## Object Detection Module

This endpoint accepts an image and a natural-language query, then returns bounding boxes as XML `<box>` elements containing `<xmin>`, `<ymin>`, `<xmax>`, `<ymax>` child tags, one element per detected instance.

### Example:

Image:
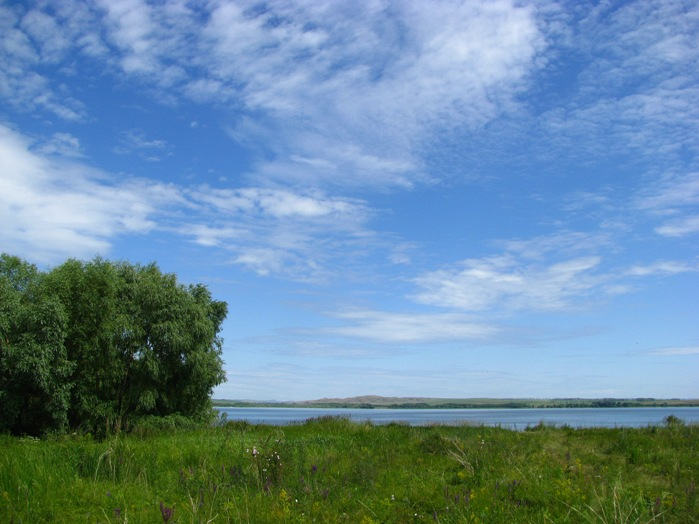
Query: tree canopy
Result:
<box><xmin>0</xmin><ymin>254</ymin><xmax>227</xmax><ymax>437</ymax></box>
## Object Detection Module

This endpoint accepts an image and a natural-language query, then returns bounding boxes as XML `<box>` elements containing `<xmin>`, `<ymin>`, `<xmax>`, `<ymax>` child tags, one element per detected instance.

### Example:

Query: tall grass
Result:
<box><xmin>1</xmin><ymin>417</ymin><xmax>696</xmax><ymax>522</ymax></box>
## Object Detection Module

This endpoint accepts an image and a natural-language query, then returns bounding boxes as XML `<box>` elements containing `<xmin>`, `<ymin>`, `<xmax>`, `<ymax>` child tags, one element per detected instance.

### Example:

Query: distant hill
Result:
<box><xmin>213</xmin><ymin>396</ymin><xmax>699</xmax><ymax>409</ymax></box>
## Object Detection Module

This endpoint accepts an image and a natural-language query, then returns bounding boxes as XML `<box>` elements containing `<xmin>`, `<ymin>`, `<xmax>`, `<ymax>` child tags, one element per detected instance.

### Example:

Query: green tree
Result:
<box><xmin>0</xmin><ymin>255</ymin><xmax>73</xmax><ymax>436</ymax></box>
<box><xmin>45</xmin><ymin>258</ymin><xmax>228</xmax><ymax>435</ymax></box>
<box><xmin>1</xmin><ymin>254</ymin><xmax>228</xmax><ymax>436</ymax></box>
<box><xmin>45</xmin><ymin>257</ymin><xmax>126</xmax><ymax>433</ymax></box>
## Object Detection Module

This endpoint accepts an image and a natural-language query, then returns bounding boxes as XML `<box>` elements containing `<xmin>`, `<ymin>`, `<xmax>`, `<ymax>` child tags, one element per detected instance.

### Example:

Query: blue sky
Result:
<box><xmin>1</xmin><ymin>0</ymin><xmax>698</xmax><ymax>400</ymax></box>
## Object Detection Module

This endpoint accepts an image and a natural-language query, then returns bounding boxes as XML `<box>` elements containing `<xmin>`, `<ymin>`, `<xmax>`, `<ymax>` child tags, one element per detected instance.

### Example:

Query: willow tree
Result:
<box><xmin>0</xmin><ymin>254</ymin><xmax>227</xmax><ymax>436</ymax></box>
<box><xmin>0</xmin><ymin>255</ymin><xmax>73</xmax><ymax>436</ymax></box>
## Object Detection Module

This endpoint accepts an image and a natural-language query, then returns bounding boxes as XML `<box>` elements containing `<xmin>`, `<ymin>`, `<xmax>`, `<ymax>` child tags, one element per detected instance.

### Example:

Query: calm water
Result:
<box><xmin>216</xmin><ymin>406</ymin><xmax>699</xmax><ymax>429</ymax></box>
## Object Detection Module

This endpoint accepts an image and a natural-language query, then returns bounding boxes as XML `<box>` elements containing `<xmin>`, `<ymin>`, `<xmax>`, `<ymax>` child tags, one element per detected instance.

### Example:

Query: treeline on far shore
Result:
<box><xmin>213</xmin><ymin>396</ymin><xmax>699</xmax><ymax>409</ymax></box>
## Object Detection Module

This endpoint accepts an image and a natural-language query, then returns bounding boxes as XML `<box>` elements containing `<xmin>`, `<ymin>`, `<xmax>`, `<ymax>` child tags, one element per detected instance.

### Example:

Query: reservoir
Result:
<box><xmin>216</xmin><ymin>406</ymin><xmax>699</xmax><ymax>429</ymax></box>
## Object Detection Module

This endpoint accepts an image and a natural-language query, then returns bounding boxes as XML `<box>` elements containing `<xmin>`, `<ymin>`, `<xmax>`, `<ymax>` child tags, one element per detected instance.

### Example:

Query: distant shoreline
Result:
<box><xmin>213</xmin><ymin>395</ymin><xmax>699</xmax><ymax>409</ymax></box>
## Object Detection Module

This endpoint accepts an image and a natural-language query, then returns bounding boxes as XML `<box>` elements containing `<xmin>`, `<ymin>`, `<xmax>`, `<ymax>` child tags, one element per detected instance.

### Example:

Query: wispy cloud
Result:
<box><xmin>626</xmin><ymin>261</ymin><xmax>698</xmax><ymax>277</ymax></box>
<box><xmin>411</xmin><ymin>228</ymin><xmax>697</xmax><ymax>314</ymax></box>
<box><xmin>19</xmin><ymin>6</ymin><xmax>71</xmax><ymax>63</ymax></box>
<box><xmin>113</xmin><ymin>129</ymin><xmax>171</xmax><ymax>161</ymax></box>
<box><xmin>634</xmin><ymin>172</ymin><xmax>699</xmax><ymax>237</ymax></box>
<box><xmin>196</xmin><ymin>0</ymin><xmax>544</xmax><ymax>188</ymax></box>
<box><xmin>535</xmin><ymin>1</ymin><xmax>699</xmax><ymax>165</ymax></box>
<box><xmin>636</xmin><ymin>172</ymin><xmax>699</xmax><ymax>213</ymax></box>
<box><xmin>655</xmin><ymin>216</ymin><xmax>699</xmax><ymax>237</ymax></box>
<box><xmin>0</xmin><ymin>124</ymin><xmax>178</xmax><ymax>262</ymax></box>
<box><xmin>499</xmin><ymin>231</ymin><xmax>613</xmax><ymax>260</ymax></box>
<box><xmin>190</xmin><ymin>186</ymin><xmax>367</xmax><ymax>220</ymax></box>
<box><xmin>648</xmin><ymin>347</ymin><xmax>699</xmax><ymax>357</ymax></box>
<box><xmin>2</xmin><ymin>1</ymin><xmax>697</xmax><ymax>288</ymax></box>
<box><xmin>412</xmin><ymin>254</ymin><xmax>608</xmax><ymax>312</ymax></box>
<box><xmin>34</xmin><ymin>132</ymin><xmax>84</xmax><ymax>158</ymax></box>
<box><xmin>322</xmin><ymin>309</ymin><xmax>498</xmax><ymax>344</ymax></box>
<box><xmin>3</xmin><ymin>0</ymin><xmax>545</xmax><ymax>190</ymax></box>
<box><xmin>184</xmin><ymin>185</ymin><xmax>375</xmax><ymax>279</ymax></box>
<box><xmin>0</xmin><ymin>124</ymin><xmax>382</xmax><ymax>278</ymax></box>
<box><xmin>5</xmin><ymin>1</ymin><xmax>698</xmax><ymax>190</ymax></box>
<box><xmin>0</xmin><ymin>4</ymin><xmax>87</xmax><ymax>120</ymax></box>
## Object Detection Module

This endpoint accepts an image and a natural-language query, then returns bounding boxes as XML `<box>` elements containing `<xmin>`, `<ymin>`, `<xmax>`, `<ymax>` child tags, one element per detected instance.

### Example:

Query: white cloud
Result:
<box><xmin>182</xmin><ymin>224</ymin><xmax>243</xmax><ymax>248</ymax></box>
<box><xmin>626</xmin><ymin>261</ymin><xmax>698</xmax><ymax>277</ymax></box>
<box><xmin>655</xmin><ymin>216</ymin><xmax>699</xmax><ymax>237</ymax></box>
<box><xmin>0</xmin><ymin>123</ymin><xmax>383</xmax><ymax>280</ymax></box>
<box><xmin>190</xmin><ymin>186</ymin><xmax>367</xmax><ymax>221</ymax></box>
<box><xmin>412</xmin><ymin>254</ymin><xmax>606</xmax><ymax>312</ymax></box>
<box><xmin>35</xmin><ymin>132</ymin><xmax>84</xmax><ymax>158</ymax></box>
<box><xmin>533</xmin><ymin>1</ymin><xmax>699</xmax><ymax>168</ymax></box>
<box><xmin>325</xmin><ymin>309</ymin><xmax>498</xmax><ymax>344</ymax></box>
<box><xmin>648</xmin><ymin>347</ymin><xmax>699</xmax><ymax>356</ymax></box>
<box><xmin>205</xmin><ymin>0</ymin><xmax>543</xmax><ymax>188</ymax></box>
<box><xmin>636</xmin><ymin>172</ymin><xmax>699</xmax><ymax>213</ymax></box>
<box><xmin>5</xmin><ymin>1</ymin><xmax>698</xmax><ymax>191</ymax></box>
<box><xmin>0</xmin><ymin>124</ymin><xmax>178</xmax><ymax>263</ymax></box>
<box><xmin>412</xmin><ymin>222</ymin><xmax>698</xmax><ymax>313</ymax></box>
<box><xmin>180</xmin><ymin>185</ymin><xmax>378</xmax><ymax>280</ymax></box>
<box><xmin>97</xmin><ymin>0</ymin><xmax>180</xmax><ymax>79</ymax></box>
<box><xmin>113</xmin><ymin>129</ymin><xmax>171</xmax><ymax>161</ymax></box>
<box><xmin>0</xmin><ymin>5</ymin><xmax>88</xmax><ymax>120</ymax></box>
<box><xmin>251</xmin><ymin>143</ymin><xmax>423</xmax><ymax>190</ymax></box>
<box><xmin>500</xmin><ymin>231</ymin><xmax>613</xmax><ymax>260</ymax></box>
<box><xmin>13</xmin><ymin>0</ymin><xmax>541</xmax><ymax>189</ymax></box>
<box><xmin>233</xmin><ymin>248</ymin><xmax>286</xmax><ymax>277</ymax></box>
<box><xmin>118</xmin><ymin>129</ymin><xmax>168</xmax><ymax>150</ymax></box>
<box><xmin>634</xmin><ymin>172</ymin><xmax>699</xmax><ymax>237</ymax></box>
<box><xmin>3</xmin><ymin>1</ymin><xmax>696</xmax><ymax>286</ymax></box>
<box><xmin>0</xmin><ymin>6</ymin><xmax>37</xmax><ymax>62</ymax></box>
<box><xmin>0</xmin><ymin>124</ymin><xmax>383</xmax><ymax>279</ymax></box>
<box><xmin>411</xmin><ymin>214</ymin><xmax>699</xmax><ymax>313</ymax></box>
<box><xmin>20</xmin><ymin>8</ymin><xmax>70</xmax><ymax>63</ymax></box>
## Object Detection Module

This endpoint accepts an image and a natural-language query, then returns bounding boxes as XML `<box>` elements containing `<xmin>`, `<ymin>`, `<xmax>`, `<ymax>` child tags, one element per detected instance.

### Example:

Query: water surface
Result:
<box><xmin>216</xmin><ymin>406</ymin><xmax>699</xmax><ymax>429</ymax></box>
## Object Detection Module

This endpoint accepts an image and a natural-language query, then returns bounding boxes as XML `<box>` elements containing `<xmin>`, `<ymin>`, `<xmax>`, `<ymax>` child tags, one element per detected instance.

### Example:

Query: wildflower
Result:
<box><xmin>159</xmin><ymin>502</ymin><xmax>174</xmax><ymax>523</ymax></box>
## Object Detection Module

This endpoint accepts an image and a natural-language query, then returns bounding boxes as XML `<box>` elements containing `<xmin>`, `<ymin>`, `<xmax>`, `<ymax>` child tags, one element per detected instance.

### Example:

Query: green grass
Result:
<box><xmin>1</xmin><ymin>417</ymin><xmax>697</xmax><ymax>522</ymax></box>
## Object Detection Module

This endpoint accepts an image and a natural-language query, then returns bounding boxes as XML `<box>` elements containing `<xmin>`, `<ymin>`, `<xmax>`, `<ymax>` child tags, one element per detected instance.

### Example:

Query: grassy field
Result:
<box><xmin>1</xmin><ymin>416</ymin><xmax>697</xmax><ymax>523</ymax></box>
